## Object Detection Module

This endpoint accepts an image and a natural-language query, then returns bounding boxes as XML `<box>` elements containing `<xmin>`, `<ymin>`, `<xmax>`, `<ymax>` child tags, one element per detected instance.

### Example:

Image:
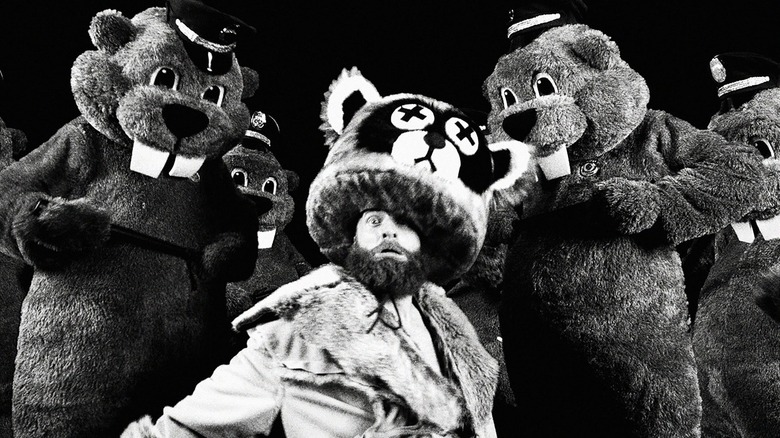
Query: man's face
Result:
<box><xmin>354</xmin><ymin>210</ymin><xmax>421</xmax><ymax>261</ymax></box>
<box><xmin>346</xmin><ymin>210</ymin><xmax>427</xmax><ymax>299</ymax></box>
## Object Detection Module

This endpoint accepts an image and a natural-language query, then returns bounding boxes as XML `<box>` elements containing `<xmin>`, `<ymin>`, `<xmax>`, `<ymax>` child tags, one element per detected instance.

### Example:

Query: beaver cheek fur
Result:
<box><xmin>501</xmin><ymin>95</ymin><xmax>588</xmax><ymax>158</ymax></box>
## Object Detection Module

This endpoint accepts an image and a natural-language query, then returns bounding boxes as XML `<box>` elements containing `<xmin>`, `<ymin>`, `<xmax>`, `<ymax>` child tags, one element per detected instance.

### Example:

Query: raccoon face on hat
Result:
<box><xmin>308</xmin><ymin>67</ymin><xmax>531</xmax><ymax>283</ymax></box>
<box><xmin>321</xmin><ymin>67</ymin><xmax>529</xmax><ymax>195</ymax></box>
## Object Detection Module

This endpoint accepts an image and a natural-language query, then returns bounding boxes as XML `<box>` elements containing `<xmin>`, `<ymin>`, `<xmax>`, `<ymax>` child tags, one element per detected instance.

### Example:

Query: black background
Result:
<box><xmin>0</xmin><ymin>0</ymin><xmax>777</xmax><ymax>264</ymax></box>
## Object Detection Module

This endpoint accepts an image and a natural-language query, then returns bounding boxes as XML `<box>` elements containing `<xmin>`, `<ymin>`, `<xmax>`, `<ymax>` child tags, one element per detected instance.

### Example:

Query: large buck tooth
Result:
<box><xmin>756</xmin><ymin>214</ymin><xmax>780</xmax><ymax>240</ymax></box>
<box><xmin>130</xmin><ymin>140</ymin><xmax>170</xmax><ymax>178</ymax></box>
<box><xmin>731</xmin><ymin>221</ymin><xmax>755</xmax><ymax>243</ymax></box>
<box><xmin>168</xmin><ymin>155</ymin><xmax>206</xmax><ymax>178</ymax></box>
<box><xmin>257</xmin><ymin>228</ymin><xmax>277</xmax><ymax>249</ymax></box>
<box><xmin>536</xmin><ymin>147</ymin><xmax>571</xmax><ymax>180</ymax></box>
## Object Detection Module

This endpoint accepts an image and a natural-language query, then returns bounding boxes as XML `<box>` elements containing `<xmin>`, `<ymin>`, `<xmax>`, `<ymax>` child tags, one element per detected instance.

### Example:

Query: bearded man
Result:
<box><xmin>122</xmin><ymin>202</ymin><xmax>498</xmax><ymax>438</ymax></box>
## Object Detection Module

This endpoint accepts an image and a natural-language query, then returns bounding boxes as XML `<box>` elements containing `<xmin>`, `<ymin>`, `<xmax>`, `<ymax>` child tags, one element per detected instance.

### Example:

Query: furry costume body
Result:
<box><xmin>226</xmin><ymin>233</ymin><xmax>307</xmax><ymax>318</ymax></box>
<box><xmin>692</xmin><ymin>82</ymin><xmax>780</xmax><ymax>437</ymax></box>
<box><xmin>694</xmin><ymin>235</ymin><xmax>780</xmax><ymax>436</ymax></box>
<box><xmin>224</xmin><ymin>141</ymin><xmax>310</xmax><ymax>321</ymax></box>
<box><xmin>485</xmin><ymin>25</ymin><xmax>774</xmax><ymax>437</ymax></box>
<box><xmin>0</xmin><ymin>8</ymin><xmax>258</xmax><ymax>437</ymax></box>
<box><xmin>0</xmin><ymin>116</ymin><xmax>30</xmax><ymax>438</ymax></box>
<box><xmin>130</xmin><ymin>264</ymin><xmax>498</xmax><ymax>437</ymax></box>
<box><xmin>4</xmin><ymin>119</ymin><xmax>251</xmax><ymax>438</ymax></box>
<box><xmin>447</xmin><ymin>188</ymin><xmax>521</xmax><ymax>436</ymax></box>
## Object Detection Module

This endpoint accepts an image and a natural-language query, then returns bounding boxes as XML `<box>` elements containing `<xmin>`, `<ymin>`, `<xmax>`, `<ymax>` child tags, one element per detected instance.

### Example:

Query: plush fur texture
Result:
<box><xmin>485</xmin><ymin>24</ymin><xmax>775</xmax><ymax>437</ymax></box>
<box><xmin>0</xmin><ymin>117</ymin><xmax>32</xmax><ymax>438</ymax></box>
<box><xmin>0</xmin><ymin>8</ymin><xmax>257</xmax><ymax>437</ymax></box>
<box><xmin>232</xmin><ymin>264</ymin><xmax>498</xmax><ymax>434</ymax></box>
<box><xmin>120</xmin><ymin>415</ymin><xmax>159</xmax><ymax>438</ymax></box>
<box><xmin>692</xmin><ymin>86</ymin><xmax>780</xmax><ymax>436</ymax></box>
<box><xmin>309</xmin><ymin>69</ymin><xmax>530</xmax><ymax>285</ymax></box>
<box><xmin>222</xmin><ymin>144</ymin><xmax>310</xmax><ymax>322</ymax></box>
<box><xmin>447</xmin><ymin>180</ymin><xmax>529</xmax><ymax>436</ymax></box>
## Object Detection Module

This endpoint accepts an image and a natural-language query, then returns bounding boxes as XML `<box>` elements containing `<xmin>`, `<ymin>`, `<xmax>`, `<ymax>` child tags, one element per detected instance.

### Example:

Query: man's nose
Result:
<box><xmin>380</xmin><ymin>226</ymin><xmax>398</xmax><ymax>240</ymax></box>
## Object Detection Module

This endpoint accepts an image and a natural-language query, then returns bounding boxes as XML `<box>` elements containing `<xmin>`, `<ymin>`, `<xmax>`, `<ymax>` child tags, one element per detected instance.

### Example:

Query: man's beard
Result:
<box><xmin>344</xmin><ymin>243</ymin><xmax>429</xmax><ymax>301</ymax></box>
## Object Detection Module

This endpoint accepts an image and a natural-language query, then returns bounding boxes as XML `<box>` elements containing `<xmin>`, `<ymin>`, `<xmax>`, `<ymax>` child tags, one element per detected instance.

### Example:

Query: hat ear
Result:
<box><xmin>569</xmin><ymin>27</ymin><xmax>621</xmax><ymax>71</ymax></box>
<box><xmin>89</xmin><ymin>9</ymin><xmax>137</xmax><ymax>54</ymax></box>
<box><xmin>486</xmin><ymin>140</ymin><xmax>532</xmax><ymax>192</ymax></box>
<box><xmin>320</xmin><ymin>67</ymin><xmax>381</xmax><ymax>145</ymax></box>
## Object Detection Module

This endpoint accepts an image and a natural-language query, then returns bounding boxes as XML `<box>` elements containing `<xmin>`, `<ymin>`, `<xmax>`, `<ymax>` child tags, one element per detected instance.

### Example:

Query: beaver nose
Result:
<box><xmin>162</xmin><ymin>103</ymin><xmax>209</xmax><ymax>139</ymax></box>
<box><xmin>502</xmin><ymin>108</ymin><xmax>537</xmax><ymax>142</ymax></box>
<box><xmin>251</xmin><ymin>196</ymin><xmax>273</xmax><ymax>217</ymax></box>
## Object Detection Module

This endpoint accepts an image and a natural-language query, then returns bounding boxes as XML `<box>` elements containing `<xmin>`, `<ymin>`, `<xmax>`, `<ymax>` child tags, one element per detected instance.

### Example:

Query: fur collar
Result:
<box><xmin>233</xmin><ymin>264</ymin><xmax>498</xmax><ymax>432</ymax></box>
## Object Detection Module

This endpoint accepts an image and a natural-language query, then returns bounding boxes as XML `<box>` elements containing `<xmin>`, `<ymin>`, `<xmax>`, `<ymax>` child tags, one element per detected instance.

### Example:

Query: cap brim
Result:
<box><xmin>180</xmin><ymin>38</ymin><xmax>234</xmax><ymax>75</ymax></box>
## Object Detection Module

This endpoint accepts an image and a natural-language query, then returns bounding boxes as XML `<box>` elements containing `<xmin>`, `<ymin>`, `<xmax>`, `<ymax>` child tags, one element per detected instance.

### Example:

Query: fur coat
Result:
<box><xmin>123</xmin><ymin>264</ymin><xmax>499</xmax><ymax>438</ymax></box>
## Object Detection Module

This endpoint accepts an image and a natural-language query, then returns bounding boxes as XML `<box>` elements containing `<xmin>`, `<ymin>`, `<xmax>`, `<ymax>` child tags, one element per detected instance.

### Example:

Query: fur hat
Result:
<box><xmin>307</xmin><ymin>68</ymin><xmax>530</xmax><ymax>284</ymax></box>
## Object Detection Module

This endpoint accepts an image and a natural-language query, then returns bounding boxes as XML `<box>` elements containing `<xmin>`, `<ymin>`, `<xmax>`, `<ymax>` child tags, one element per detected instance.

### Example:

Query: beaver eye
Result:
<box><xmin>445</xmin><ymin>117</ymin><xmax>479</xmax><ymax>156</ymax></box>
<box><xmin>150</xmin><ymin>67</ymin><xmax>179</xmax><ymax>90</ymax></box>
<box><xmin>202</xmin><ymin>85</ymin><xmax>225</xmax><ymax>107</ymax></box>
<box><xmin>533</xmin><ymin>72</ymin><xmax>558</xmax><ymax>97</ymax></box>
<box><xmin>262</xmin><ymin>177</ymin><xmax>277</xmax><ymax>195</ymax></box>
<box><xmin>391</xmin><ymin>103</ymin><xmax>435</xmax><ymax>130</ymax></box>
<box><xmin>750</xmin><ymin>137</ymin><xmax>775</xmax><ymax>159</ymax></box>
<box><xmin>500</xmin><ymin>87</ymin><xmax>518</xmax><ymax>109</ymax></box>
<box><xmin>231</xmin><ymin>168</ymin><xmax>248</xmax><ymax>187</ymax></box>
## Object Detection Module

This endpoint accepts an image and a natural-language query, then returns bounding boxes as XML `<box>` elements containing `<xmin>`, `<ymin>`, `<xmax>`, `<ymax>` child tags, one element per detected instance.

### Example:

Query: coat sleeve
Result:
<box><xmin>153</xmin><ymin>340</ymin><xmax>284</xmax><ymax>438</ymax></box>
<box><xmin>649</xmin><ymin>112</ymin><xmax>775</xmax><ymax>244</ymax></box>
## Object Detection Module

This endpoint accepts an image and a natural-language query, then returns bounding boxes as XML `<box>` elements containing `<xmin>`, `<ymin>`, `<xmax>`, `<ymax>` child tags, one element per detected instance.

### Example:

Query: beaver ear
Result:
<box><xmin>285</xmin><ymin>169</ymin><xmax>300</xmax><ymax>192</ymax></box>
<box><xmin>569</xmin><ymin>28</ymin><xmax>621</xmax><ymax>71</ymax></box>
<box><xmin>486</xmin><ymin>140</ymin><xmax>532</xmax><ymax>192</ymax></box>
<box><xmin>241</xmin><ymin>67</ymin><xmax>260</xmax><ymax>100</ymax></box>
<box><xmin>320</xmin><ymin>67</ymin><xmax>381</xmax><ymax>144</ymax></box>
<box><xmin>89</xmin><ymin>9</ymin><xmax>137</xmax><ymax>54</ymax></box>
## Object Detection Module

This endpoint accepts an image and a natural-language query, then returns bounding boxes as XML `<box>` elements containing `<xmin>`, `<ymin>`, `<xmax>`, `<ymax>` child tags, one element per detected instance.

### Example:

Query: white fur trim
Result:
<box><xmin>119</xmin><ymin>415</ymin><xmax>159</xmax><ymax>438</ymax></box>
<box><xmin>233</xmin><ymin>265</ymin><xmax>343</xmax><ymax>330</ymax></box>
<box><xmin>486</xmin><ymin>140</ymin><xmax>532</xmax><ymax>191</ymax></box>
<box><xmin>325</xmin><ymin>68</ymin><xmax>382</xmax><ymax>135</ymax></box>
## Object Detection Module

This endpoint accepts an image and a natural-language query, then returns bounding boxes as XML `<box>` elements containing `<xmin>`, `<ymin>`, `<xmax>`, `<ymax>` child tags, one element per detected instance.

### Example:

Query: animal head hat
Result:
<box><xmin>307</xmin><ymin>68</ymin><xmax>530</xmax><ymax>284</ymax></box>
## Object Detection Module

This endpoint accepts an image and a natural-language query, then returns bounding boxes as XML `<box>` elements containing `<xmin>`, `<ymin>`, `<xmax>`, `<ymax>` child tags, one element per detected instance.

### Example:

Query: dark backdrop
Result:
<box><xmin>1</xmin><ymin>0</ymin><xmax>777</xmax><ymax>264</ymax></box>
